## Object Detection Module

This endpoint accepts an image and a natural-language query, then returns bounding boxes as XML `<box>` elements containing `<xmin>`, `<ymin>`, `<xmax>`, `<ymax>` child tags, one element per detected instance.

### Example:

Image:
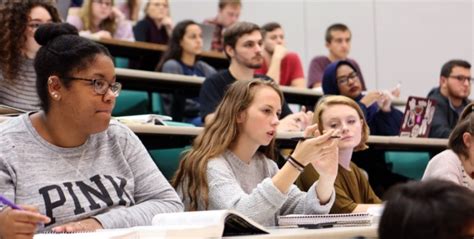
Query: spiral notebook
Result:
<box><xmin>277</xmin><ymin>212</ymin><xmax>373</xmax><ymax>227</ymax></box>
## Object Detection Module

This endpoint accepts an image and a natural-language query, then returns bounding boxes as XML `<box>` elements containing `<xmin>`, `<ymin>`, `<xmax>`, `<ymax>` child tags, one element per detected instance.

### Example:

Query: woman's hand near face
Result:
<box><xmin>360</xmin><ymin>91</ymin><xmax>383</xmax><ymax>108</ymax></box>
<box><xmin>162</xmin><ymin>16</ymin><xmax>174</xmax><ymax>34</ymax></box>
<box><xmin>0</xmin><ymin>205</ymin><xmax>50</xmax><ymax>239</ymax></box>
<box><xmin>278</xmin><ymin>106</ymin><xmax>313</xmax><ymax>132</ymax></box>
<box><xmin>51</xmin><ymin>218</ymin><xmax>103</xmax><ymax>233</ymax></box>
<box><xmin>111</xmin><ymin>6</ymin><xmax>126</xmax><ymax>21</ymax></box>
<box><xmin>93</xmin><ymin>30</ymin><xmax>113</xmax><ymax>39</ymax></box>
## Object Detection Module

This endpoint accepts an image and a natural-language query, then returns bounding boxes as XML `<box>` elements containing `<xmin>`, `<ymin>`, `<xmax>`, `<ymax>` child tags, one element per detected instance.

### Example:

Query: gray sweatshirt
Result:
<box><xmin>0</xmin><ymin>114</ymin><xmax>183</xmax><ymax>232</ymax></box>
<box><xmin>178</xmin><ymin>150</ymin><xmax>335</xmax><ymax>226</ymax></box>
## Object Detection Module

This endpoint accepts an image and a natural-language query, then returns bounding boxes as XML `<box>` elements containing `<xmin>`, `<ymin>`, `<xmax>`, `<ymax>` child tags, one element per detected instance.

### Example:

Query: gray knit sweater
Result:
<box><xmin>0</xmin><ymin>114</ymin><xmax>183</xmax><ymax>232</ymax></box>
<box><xmin>178</xmin><ymin>150</ymin><xmax>335</xmax><ymax>226</ymax></box>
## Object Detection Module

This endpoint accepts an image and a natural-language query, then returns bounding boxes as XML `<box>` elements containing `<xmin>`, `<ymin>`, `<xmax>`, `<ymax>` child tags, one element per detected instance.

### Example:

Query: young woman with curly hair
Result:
<box><xmin>0</xmin><ymin>0</ymin><xmax>61</xmax><ymax>111</ymax></box>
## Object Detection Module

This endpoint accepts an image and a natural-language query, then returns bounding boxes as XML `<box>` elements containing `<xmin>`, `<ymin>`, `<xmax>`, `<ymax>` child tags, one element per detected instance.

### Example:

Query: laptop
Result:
<box><xmin>198</xmin><ymin>23</ymin><xmax>216</xmax><ymax>51</ymax></box>
<box><xmin>399</xmin><ymin>96</ymin><xmax>437</xmax><ymax>138</ymax></box>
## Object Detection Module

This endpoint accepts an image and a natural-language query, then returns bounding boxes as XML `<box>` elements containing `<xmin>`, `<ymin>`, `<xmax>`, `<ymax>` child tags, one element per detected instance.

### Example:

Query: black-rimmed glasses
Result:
<box><xmin>448</xmin><ymin>75</ymin><xmax>474</xmax><ymax>83</ymax></box>
<box><xmin>337</xmin><ymin>72</ymin><xmax>359</xmax><ymax>85</ymax></box>
<box><xmin>62</xmin><ymin>77</ymin><xmax>122</xmax><ymax>96</ymax></box>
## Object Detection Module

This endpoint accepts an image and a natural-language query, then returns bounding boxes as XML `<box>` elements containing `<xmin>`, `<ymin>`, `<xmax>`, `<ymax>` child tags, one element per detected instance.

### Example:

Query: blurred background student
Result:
<box><xmin>0</xmin><ymin>0</ymin><xmax>61</xmax><ymax>111</ymax></box>
<box><xmin>133</xmin><ymin>0</ymin><xmax>172</xmax><ymax>44</ymax></box>
<box><xmin>379</xmin><ymin>180</ymin><xmax>474</xmax><ymax>239</ymax></box>
<box><xmin>156</xmin><ymin>20</ymin><xmax>216</xmax><ymax>125</ymax></box>
<box><xmin>67</xmin><ymin>0</ymin><xmax>134</xmax><ymax>41</ymax></box>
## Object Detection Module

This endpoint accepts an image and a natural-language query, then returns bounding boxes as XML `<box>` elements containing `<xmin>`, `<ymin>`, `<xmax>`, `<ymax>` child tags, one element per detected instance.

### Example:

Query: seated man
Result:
<box><xmin>199</xmin><ymin>21</ymin><xmax>311</xmax><ymax>132</ymax></box>
<box><xmin>428</xmin><ymin>59</ymin><xmax>471</xmax><ymax>138</ymax></box>
<box><xmin>255</xmin><ymin>22</ymin><xmax>305</xmax><ymax>88</ymax></box>
<box><xmin>204</xmin><ymin>0</ymin><xmax>241</xmax><ymax>52</ymax></box>
<box><xmin>307</xmin><ymin>23</ymin><xmax>366</xmax><ymax>90</ymax></box>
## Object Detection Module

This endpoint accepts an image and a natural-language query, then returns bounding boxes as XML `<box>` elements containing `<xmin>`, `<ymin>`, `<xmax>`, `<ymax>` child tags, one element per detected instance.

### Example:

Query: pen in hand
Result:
<box><xmin>290</xmin><ymin>135</ymin><xmax>341</xmax><ymax>141</ymax></box>
<box><xmin>0</xmin><ymin>195</ymin><xmax>22</xmax><ymax>210</ymax></box>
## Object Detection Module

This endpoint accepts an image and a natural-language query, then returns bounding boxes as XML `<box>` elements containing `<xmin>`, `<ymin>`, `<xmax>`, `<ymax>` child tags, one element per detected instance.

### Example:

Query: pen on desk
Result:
<box><xmin>290</xmin><ymin>135</ymin><xmax>341</xmax><ymax>141</ymax></box>
<box><xmin>297</xmin><ymin>222</ymin><xmax>336</xmax><ymax>229</ymax></box>
<box><xmin>0</xmin><ymin>195</ymin><xmax>22</xmax><ymax>210</ymax></box>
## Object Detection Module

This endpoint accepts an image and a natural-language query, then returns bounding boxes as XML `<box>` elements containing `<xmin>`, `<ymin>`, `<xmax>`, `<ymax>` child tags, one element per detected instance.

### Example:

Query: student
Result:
<box><xmin>204</xmin><ymin>0</ymin><xmax>241</xmax><ymax>52</ymax></box>
<box><xmin>427</xmin><ymin>59</ymin><xmax>471</xmax><ymax>138</ymax></box>
<box><xmin>255</xmin><ymin>22</ymin><xmax>305</xmax><ymax>88</ymax></box>
<box><xmin>133</xmin><ymin>0</ymin><xmax>172</xmax><ymax>44</ymax></box>
<box><xmin>322</xmin><ymin>60</ymin><xmax>403</xmax><ymax>136</ymax></box>
<box><xmin>0</xmin><ymin>0</ymin><xmax>61</xmax><ymax>111</ymax></box>
<box><xmin>67</xmin><ymin>0</ymin><xmax>134</xmax><ymax>41</ymax></box>
<box><xmin>296</xmin><ymin>95</ymin><xmax>381</xmax><ymax>213</ymax></box>
<box><xmin>308</xmin><ymin>23</ymin><xmax>366</xmax><ymax>89</ymax></box>
<box><xmin>422</xmin><ymin>102</ymin><xmax>474</xmax><ymax>189</ymax></box>
<box><xmin>0</xmin><ymin>23</ymin><xmax>183</xmax><ymax>236</ymax></box>
<box><xmin>379</xmin><ymin>179</ymin><xmax>474</xmax><ymax>239</ymax></box>
<box><xmin>174</xmin><ymin>79</ymin><xmax>339</xmax><ymax>226</ymax></box>
<box><xmin>156</xmin><ymin>20</ymin><xmax>216</xmax><ymax>125</ymax></box>
<box><xmin>200</xmin><ymin>21</ymin><xmax>311</xmax><ymax>131</ymax></box>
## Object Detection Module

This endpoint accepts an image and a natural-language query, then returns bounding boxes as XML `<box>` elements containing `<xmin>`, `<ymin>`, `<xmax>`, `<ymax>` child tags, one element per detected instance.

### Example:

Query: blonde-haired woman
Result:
<box><xmin>296</xmin><ymin>95</ymin><xmax>381</xmax><ymax>213</ymax></box>
<box><xmin>67</xmin><ymin>0</ymin><xmax>134</xmax><ymax>41</ymax></box>
<box><xmin>173</xmin><ymin>79</ymin><xmax>340</xmax><ymax>226</ymax></box>
<box><xmin>133</xmin><ymin>0</ymin><xmax>172</xmax><ymax>44</ymax></box>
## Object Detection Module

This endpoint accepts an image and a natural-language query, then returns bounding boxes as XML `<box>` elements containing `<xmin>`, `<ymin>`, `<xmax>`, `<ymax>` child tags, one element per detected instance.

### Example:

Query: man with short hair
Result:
<box><xmin>428</xmin><ymin>59</ymin><xmax>472</xmax><ymax>138</ymax></box>
<box><xmin>204</xmin><ymin>0</ymin><xmax>241</xmax><ymax>52</ymax></box>
<box><xmin>199</xmin><ymin>22</ymin><xmax>311</xmax><ymax>131</ymax></box>
<box><xmin>308</xmin><ymin>23</ymin><xmax>366</xmax><ymax>89</ymax></box>
<box><xmin>254</xmin><ymin>22</ymin><xmax>305</xmax><ymax>88</ymax></box>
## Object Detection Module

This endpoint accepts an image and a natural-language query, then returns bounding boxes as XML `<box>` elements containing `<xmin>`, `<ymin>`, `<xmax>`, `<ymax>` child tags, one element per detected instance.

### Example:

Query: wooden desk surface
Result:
<box><xmin>95</xmin><ymin>38</ymin><xmax>229</xmax><ymax>71</ymax></box>
<box><xmin>227</xmin><ymin>225</ymin><xmax>377</xmax><ymax>239</ymax></box>
<box><xmin>126</xmin><ymin>123</ymin><xmax>447</xmax><ymax>152</ymax></box>
<box><xmin>116</xmin><ymin>68</ymin><xmax>323</xmax><ymax>106</ymax></box>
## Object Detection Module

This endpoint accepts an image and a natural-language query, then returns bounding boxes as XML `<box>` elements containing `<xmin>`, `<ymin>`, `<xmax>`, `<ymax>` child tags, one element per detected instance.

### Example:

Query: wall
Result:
<box><xmin>167</xmin><ymin>0</ymin><xmax>473</xmax><ymax>99</ymax></box>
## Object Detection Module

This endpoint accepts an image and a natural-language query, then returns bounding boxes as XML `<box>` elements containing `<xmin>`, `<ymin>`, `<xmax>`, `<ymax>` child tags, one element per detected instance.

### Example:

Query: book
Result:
<box><xmin>0</xmin><ymin>104</ymin><xmax>26</xmax><ymax>116</ymax></box>
<box><xmin>151</xmin><ymin>209</ymin><xmax>269</xmax><ymax>237</ymax></box>
<box><xmin>34</xmin><ymin>210</ymin><xmax>268</xmax><ymax>238</ymax></box>
<box><xmin>399</xmin><ymin>96</ymin><xmax>437</xmax><ymax>138</ymax></box>
<box><xmin>277</xmin><ymin>212</ymin><xmax>373</xmax><ymax>227</ymax></box>
<box><xmin>114</xmin><ymin>114</ymin><xmax>172</xmax><ymax>126</ymax></box>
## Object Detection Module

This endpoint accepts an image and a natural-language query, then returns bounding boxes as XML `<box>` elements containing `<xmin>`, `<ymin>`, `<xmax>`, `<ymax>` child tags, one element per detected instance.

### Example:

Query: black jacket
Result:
<box><xmin>427</xmin><ymin>87</ymin><xmax>469</xmax><ymax>138</ymax></box>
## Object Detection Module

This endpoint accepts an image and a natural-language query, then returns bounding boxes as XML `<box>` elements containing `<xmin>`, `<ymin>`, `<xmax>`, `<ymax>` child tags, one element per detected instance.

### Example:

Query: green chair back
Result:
<box><xmin>149</xmin><ymin>147</ymin><xmax>190</xmax><ymax>181</ymax></box>
<box><xmin>385</xmin><ymin>151</ymin><xmax>430</xmax><ymax>180</ymax></box>
<box><xmin>112</xmin><ymin>90</ymin><xmax>149</xmax><ymax>116</ymax></box>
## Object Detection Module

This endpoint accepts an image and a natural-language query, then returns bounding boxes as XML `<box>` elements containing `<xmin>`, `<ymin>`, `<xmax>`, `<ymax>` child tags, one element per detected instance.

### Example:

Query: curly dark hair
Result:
<box><xmin>0</xmin><ymin>0</ymin><xmax>61</xmax><ymax>82</ymax></box>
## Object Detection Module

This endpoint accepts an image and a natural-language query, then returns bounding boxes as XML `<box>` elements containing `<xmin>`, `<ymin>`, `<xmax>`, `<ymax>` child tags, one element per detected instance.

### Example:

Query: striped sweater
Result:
<box><xmin>0</xmin><ymin>57</ymin><xmax>41</xmax><ymax>111</ymax></box>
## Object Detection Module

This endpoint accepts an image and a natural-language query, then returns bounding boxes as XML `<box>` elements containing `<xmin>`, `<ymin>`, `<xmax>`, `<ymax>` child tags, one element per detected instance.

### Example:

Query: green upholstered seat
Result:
<box><xmin>385</xmin><ymin>151</ymin><xmax>430</xmax><ymax>180</ymax></box>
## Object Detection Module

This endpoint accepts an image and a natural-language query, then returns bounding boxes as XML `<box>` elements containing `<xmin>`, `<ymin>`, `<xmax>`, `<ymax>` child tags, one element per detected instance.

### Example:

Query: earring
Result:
<box><xmin>52</xmin><ymin>93</ymin><xmax>58</xmax><ymax>98</ymax></box>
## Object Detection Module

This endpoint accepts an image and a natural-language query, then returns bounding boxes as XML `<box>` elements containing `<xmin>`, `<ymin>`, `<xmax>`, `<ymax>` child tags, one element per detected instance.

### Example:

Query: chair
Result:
<box><xmin>149</xmin><ymin>147</ymin><xmax>190</xmax><ymax>181</ymax></box>
<box><xmin>112</xmin><ymin>90</ymin><xmax>149</xmax><ymax>116</ymax></box>
<box><xmin>384</xmin><ymin>151</ymin><xmax>430</xmax><ymax>180</ymax></box>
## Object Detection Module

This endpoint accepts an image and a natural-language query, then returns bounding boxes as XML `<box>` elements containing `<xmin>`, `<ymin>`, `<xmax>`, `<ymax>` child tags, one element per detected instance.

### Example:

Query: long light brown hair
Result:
<box><xmin>313</xmin><ymin>95</ymin><xmax>369</xmax><ymax>151</ymax></box>
<box><xmin>80</xmin><ymin>0</ymin><xmax>117</xmax><ymax>34</ymax></box>
<box><xmin>172</xmin><ymin>79</ymin><xmax>283</xmax><ymax>210</ymax></box>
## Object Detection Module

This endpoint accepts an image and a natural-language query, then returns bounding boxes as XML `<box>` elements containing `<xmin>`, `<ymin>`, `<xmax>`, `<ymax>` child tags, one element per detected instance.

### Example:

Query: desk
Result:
<box><xmin>227</xmin><ymin>225</ymin><xmax>377</xmax><ymax>239</ymax></box>
<box><xmin>126</xmin><ymin>123</ymin><xmax>448</xmax><ymax>154</ymax></box>
<box><xmin>94</xmin><ymin>38</ymin><xmax>229</xmax><ymax>71</ymax></box>
<box><xmin>115</xmin><ymin>68</ymin><xmax>325</xmax><ymax>106</ymax></box>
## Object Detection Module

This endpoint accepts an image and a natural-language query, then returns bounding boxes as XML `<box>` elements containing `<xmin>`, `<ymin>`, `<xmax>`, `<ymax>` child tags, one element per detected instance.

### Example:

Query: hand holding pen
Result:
<box><xmin>0</xmin><ymin>195</ymin><xmax>50</xmax><ymax>239</ymax></box>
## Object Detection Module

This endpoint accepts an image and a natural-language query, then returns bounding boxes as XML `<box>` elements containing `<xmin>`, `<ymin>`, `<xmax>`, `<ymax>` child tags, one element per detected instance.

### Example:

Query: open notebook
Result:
<box><xmin>277</xmin><ymin>212</ymin><xmax>373</xmax><ymax>227</ymax></box>
<box><xmin>34</xmin><ymin>210</ymin><xmax>268</xmax><ymax>238</ymax></box>
<box><xmin>114</xmin><ymin>114</ymin><xmax>173</xmax><ymax>126</ymax></box>
<box><xmin>399</xmin><ymin>96</ymin><xmax>437</xmax><ymax>138</ymax></box>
